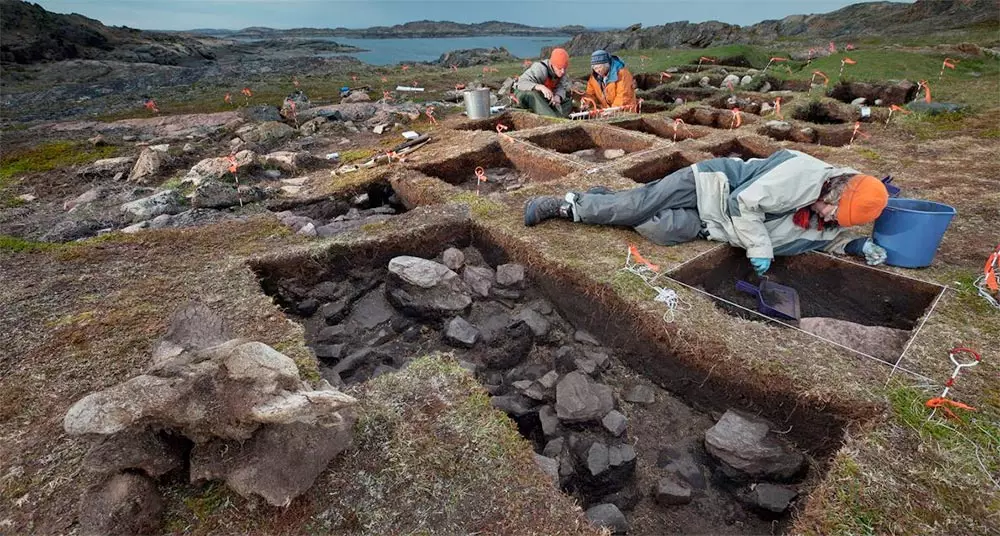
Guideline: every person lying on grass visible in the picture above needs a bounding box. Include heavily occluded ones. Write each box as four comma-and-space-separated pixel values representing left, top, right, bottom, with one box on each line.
523, 149, 889, 276
514, 48, 573, 118
584, 49, 637, 112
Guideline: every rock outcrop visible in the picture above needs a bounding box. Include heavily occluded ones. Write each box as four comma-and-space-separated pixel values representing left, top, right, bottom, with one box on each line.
64, 302, 358, 514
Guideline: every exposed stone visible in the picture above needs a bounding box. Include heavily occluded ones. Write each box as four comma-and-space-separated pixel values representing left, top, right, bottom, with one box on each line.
314, 344, 345, 362
534, 453, 560, 483
84, 428, 184, 478
603, 148, 626, 159
185, 150, 258, 184
514, 308, 550, 337
586, 442, 610, 476
704, 410, 806, 481
444, 317, 479, 348
623, 384, 656, 404
462, 265, 494, 298
747, 483, 798, 513
555, 372, 615, 423
389, 256, 456, 288
602, 410, 628, 436
345, 286, 396, 330
120, 190, 184, 223
128, 147, 169, 183
655, 475, 693, 506
543, 437, 565, 458
262, 151, 315, 174
342, 90, 371, 103
585, 503, 628, 535
79, 473, 163, 536
78, 156, 136, 180
316, 324, 347, 343
41, 218, 104, 242
740, 75, 754, 87
490, 394, 537, 417
237, 121, 295, 145
483, 320, 532, 368
573, 330, 601, 345
656, 446, 706, 490
191, 180, 240, 209
537, 370, 559, 390
442, 247, 465, 271
190, 420, 354, 507
495, 263, 525, 288
539, 405, 560, 437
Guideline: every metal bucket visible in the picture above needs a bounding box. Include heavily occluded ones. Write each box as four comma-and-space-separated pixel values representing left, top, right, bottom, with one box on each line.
463, 88, 491, 119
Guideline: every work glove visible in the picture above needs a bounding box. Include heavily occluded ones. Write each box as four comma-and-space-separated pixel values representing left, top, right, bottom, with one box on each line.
750, 257, 771, 276
862, 239, 887, 266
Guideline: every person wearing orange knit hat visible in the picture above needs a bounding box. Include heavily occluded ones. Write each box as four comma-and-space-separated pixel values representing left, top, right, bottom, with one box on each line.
524, 149, 891, 275
513, 48, 573, 117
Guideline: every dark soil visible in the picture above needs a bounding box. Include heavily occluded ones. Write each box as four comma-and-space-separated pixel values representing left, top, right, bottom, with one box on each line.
415, 141, 576, 187
251, 229, 828, 535
523, 124, 654, 156
621, 150, 701, 184
706, 138, 780, 161
610, 117, 712, 142
670, 246, 941, 332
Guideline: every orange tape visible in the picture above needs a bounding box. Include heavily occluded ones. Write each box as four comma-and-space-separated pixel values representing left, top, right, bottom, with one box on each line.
730, 108, 742, 129
628, 244, 660, 272
241, 87, 253, 97
425, 106, 437, 125
842, 57, 856, 65
925, 397, 976, 420
226, 154, 238, 174
224, 92, 231, 104
985, 245, 1000, 292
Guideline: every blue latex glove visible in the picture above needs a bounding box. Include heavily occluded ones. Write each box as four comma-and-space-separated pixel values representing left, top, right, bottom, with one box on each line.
862, 239, 887, 266
750, 257, 771, 276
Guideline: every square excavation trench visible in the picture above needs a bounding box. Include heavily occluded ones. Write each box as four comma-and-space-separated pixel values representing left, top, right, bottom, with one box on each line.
456, 111, 558, 133
250, 222, 860, 536
670, 246, 942, 357
522, 124, 654, 163
609, 117, 712, 142
621, 150, 700, 184
706, 138, 780, 160
414, 142, 577, 194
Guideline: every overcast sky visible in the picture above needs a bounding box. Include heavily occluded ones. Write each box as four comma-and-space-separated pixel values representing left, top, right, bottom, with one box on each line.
32, 0, 911, 31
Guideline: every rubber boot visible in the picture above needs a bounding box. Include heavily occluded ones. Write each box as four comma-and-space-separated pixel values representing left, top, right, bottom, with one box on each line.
524, 196, 573, 226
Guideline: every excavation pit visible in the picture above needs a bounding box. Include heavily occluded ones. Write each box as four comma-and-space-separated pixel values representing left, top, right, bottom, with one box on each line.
791, 100, 854, 125
705, 137, 780, 160
521, 124, 654, 162
414, 142, 577, 192
673, 107, 748, 129
250, 222, 859, 535
669, 246, 942, 357
456, 111, 558, 133
708, 94, 795, 116
828, 80, 918, 107
609, 117, 713, 142
621, 150, 700, 184
268, 181, 407, 237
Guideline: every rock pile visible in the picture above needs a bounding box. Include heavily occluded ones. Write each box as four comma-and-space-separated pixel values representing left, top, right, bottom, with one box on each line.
63, 303, 358, 535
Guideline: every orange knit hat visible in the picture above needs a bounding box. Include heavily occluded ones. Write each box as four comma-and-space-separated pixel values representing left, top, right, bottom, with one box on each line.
836, 174, 889, 227
550, 48, 570, 70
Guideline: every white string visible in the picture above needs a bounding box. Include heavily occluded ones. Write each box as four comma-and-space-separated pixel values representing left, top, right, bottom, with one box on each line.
621, 251, 690, 323
626, 254, 939, 383
885, 286, 948, 387
974, 274, 1000, 310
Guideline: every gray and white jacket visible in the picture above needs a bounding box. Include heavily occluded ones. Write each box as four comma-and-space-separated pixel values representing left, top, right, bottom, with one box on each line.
514, 59, 571, 100
693, 149, 862, 259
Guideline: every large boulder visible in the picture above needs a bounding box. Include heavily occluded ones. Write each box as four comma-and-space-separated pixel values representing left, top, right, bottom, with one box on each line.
184, 149, 257, 184
554, 371, 614, 423
78, 156, 136, 181
190, 180, 264, 209
262, 151, 316, 174
79, 473, 163, 536
128, 147, 169, 184
83, 428, 184, 478
237, 121, 295, 145
190, 420, 354, 507
385, 256, 472, 320
120, 190, 184, 223
584, 503, 628, 535
63, 303, 359, 507
704, 410, 806, 481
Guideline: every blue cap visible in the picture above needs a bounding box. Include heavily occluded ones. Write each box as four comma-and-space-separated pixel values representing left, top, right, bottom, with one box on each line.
591, 50, 611, 65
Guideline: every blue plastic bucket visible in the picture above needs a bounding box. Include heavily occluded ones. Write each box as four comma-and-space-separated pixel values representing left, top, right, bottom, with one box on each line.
873, 198, 956, 268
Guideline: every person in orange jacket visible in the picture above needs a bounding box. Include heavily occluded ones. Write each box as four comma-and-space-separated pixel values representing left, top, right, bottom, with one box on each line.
584, 50, 637, 111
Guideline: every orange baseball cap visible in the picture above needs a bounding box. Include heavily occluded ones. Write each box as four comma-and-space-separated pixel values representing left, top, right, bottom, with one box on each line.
837, 174, 889, 226
550, 48, 570, 70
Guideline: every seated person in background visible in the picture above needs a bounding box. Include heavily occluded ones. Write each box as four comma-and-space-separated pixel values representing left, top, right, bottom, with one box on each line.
514, 48, 573, 117
523, 149, 890, 276
584, 50, 637, 112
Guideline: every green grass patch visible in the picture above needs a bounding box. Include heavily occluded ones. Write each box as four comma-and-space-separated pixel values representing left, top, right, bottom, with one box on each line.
447, 191, 504, 218
339, 148, 376, 163
0, 235, 60, 254
0, 141, 119, 180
